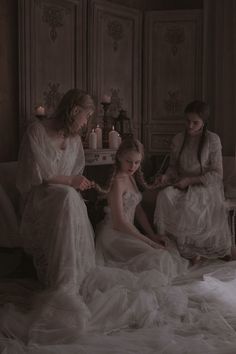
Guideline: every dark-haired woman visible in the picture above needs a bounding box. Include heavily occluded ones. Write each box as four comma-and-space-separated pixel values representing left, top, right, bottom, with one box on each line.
154, 100, 231, 263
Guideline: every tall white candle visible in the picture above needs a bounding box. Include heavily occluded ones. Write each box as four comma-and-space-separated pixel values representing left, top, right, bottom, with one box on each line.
89, 129, 97, 150
109, 126, 118, 149
95, 124, 102, 148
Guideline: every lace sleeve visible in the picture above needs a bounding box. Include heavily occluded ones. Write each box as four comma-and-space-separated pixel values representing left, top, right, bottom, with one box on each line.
71, 136, 85, 176
200, 132, 223, 186
16, 127, 43, 197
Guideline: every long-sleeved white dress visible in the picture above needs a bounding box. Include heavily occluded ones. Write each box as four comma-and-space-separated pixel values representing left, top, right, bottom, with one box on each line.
154, 130, 231, 259
17, 120, 95, 290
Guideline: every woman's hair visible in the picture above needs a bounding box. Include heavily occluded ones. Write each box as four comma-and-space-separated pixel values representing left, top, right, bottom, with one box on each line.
177, 100, 210, 173
51, 88, 95, 136
95, 137, 156, 194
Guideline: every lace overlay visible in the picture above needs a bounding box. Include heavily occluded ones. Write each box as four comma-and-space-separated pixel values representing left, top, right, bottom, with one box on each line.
16, 121, 95, 290
154, 130, 231, 258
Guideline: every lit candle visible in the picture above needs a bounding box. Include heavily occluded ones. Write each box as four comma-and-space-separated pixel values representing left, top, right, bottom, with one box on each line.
109, 126, 118, 149
35, 106, 45, 116
117, 134, 122, 146
89, 129, 97, 150
95, 124, 102, 148
101, 94, 111, 104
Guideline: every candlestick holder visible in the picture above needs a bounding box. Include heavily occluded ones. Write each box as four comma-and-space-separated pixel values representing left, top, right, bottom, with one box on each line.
101, 101, 111, 148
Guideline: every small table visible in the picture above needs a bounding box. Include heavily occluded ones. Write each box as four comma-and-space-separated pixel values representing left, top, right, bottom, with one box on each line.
84, 148, 117, 166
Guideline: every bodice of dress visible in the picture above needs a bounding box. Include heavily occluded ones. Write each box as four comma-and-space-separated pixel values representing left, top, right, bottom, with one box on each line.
166, 131, 223, 185
17, 120, 85, 197
103, 190, 142, 225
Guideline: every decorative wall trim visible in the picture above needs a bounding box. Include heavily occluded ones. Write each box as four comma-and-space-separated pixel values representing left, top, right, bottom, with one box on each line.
43, 82, 63, 111
89, 0, 142, 139
164, 26, 185, 56
107, 20, 124, 51
18, 0, 87, 137
42, 5, 68, 42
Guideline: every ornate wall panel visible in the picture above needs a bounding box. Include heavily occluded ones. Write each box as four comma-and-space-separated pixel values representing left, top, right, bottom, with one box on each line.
18, 0, 87, 135
88, 0, 142, 138
143, 10, 202, 154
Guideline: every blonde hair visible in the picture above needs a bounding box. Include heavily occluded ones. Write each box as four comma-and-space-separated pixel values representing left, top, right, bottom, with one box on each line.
51, 88, 95, 136
94, 138, 157, 194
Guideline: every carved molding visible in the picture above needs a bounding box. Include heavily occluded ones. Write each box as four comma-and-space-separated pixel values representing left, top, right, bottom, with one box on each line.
18, 0, 86, 137
164, 90, 183, 115
164, 26, 185, 56
35, 0, 71, 42
89, 0, 142, 139
43, 82, 63, 111
107, 20, 124, 51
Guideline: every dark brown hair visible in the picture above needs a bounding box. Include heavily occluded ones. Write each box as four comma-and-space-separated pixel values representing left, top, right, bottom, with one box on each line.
177, 100, 210, 173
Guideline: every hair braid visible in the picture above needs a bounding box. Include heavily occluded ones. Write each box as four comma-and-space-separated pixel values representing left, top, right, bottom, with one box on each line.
135, 168, 158, 190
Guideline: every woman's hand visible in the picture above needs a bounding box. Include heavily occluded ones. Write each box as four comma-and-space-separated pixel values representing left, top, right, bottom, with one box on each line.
71, 175, 95, 191
154, 174, 170, 187
145, 235, 166, 249
149, 234, 168, 248
173, 177, 191, 190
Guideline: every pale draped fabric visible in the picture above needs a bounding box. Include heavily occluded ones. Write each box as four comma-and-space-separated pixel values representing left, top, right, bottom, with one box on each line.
154, 131, 231, 259
16, 120, 95, 290
4, 120, 96, 342
95, 190, 188, 278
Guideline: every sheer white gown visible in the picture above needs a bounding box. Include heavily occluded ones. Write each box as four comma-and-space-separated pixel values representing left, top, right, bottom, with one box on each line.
0, 120, 96, 341
154, 131, 232, 259
16, 121, 95, 290
2, 125, 236, 353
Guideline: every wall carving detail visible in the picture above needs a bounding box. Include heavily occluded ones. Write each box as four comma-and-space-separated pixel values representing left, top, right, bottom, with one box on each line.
42, 5, 67, 42
107, 20, 124, 51
43, 82, 63, 112
164, 90, 183, 115
164, 26, 185, 56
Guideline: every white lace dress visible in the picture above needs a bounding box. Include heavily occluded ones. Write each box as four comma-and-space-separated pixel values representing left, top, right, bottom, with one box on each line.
4, 120, 96, 342
95, 190, 188, 278
17, 121, 95, 290
154, 131, 231, 259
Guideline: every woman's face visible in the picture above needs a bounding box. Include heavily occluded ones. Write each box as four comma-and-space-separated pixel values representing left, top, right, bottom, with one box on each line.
71, 105, 93, 133
186, 113, 204, 136
119, 150, 142, 176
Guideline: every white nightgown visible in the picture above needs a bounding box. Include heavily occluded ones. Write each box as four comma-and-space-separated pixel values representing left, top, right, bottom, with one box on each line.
2, 120, 96, 342
95, 189, 188, 278
154, 130, 231, 259
16, 120, 95, 290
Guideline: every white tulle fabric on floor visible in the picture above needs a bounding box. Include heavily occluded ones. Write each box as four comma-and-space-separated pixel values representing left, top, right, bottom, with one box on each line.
2, 261, 236, 353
